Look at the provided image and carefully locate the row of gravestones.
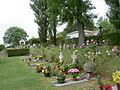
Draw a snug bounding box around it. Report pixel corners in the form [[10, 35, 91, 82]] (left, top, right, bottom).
[[59, 43, 76, 50]]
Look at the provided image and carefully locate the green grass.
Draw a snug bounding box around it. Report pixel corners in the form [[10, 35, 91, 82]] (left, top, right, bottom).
[[0, 57, 99, 90]]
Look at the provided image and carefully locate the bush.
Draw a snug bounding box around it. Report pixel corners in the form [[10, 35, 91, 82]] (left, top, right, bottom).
[[0, 45, 4, 51], [7, 48, 29, 57]]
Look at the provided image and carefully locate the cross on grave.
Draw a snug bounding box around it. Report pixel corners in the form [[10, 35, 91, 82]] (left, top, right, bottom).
[[71, 51, 77, 64], [59, 52, 63, 62]]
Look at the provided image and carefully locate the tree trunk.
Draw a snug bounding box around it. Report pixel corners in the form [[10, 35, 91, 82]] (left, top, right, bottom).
[[77, 22, 85, 47], [53, 19, 57, 45]]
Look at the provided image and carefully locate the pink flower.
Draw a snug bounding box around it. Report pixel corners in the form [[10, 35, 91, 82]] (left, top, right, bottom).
[[96, 43, 98, 45], [80, 46, 82, 48], [102, 40, 106, 43], [112, 49, 116, 52], [86, 43, 89, 45], [91, 39, 94, 42], [82, 43, 85, 46], [68, 68, 80, 73]]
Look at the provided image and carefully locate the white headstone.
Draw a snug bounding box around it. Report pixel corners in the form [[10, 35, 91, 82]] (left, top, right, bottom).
[[63, 44, 66, 49], [73, 44, 75, 48], [71, 51, 77, 63], [59, 43, 62, 50], [59, 52, 63, 62]]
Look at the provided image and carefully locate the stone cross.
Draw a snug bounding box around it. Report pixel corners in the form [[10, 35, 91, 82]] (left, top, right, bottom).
[[71, 51, 77, 63], [59, 52, 63, 62]]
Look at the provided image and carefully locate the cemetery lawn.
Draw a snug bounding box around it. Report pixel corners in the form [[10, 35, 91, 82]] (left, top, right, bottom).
[[0, 57, 99, 90]]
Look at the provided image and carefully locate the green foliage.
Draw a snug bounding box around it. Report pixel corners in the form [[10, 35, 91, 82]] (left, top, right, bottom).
[[26, 38, 40, 45], [83, 61, 94, 72], [96, 17, 114, 34], [30, 0, 48, 44], [105, 0, 120, 31], [3, 26, 28, 46], [0, 45, 4, 51], [7, 48, 29, 57], [56, 72, 66, 80], [46, 0, 96, 46]]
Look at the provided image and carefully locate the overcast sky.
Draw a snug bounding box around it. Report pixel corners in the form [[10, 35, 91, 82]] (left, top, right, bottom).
[[0, 0, 108, 44]]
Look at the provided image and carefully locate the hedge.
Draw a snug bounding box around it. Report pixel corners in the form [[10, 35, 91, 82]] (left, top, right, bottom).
[[7, 48, 29, 57], [0, 45, 4, 51]]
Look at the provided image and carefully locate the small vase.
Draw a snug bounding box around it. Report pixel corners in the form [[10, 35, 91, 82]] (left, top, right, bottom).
[[116, 83, 120, 90], [72, 77, 78, 81]]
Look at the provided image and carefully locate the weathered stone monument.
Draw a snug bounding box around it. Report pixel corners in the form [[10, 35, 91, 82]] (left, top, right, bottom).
[[59, 52, 63, 62], [71, 51, 77, 63]]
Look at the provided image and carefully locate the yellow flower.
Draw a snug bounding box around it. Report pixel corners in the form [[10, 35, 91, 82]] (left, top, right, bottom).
[[112, 70, 120, 84]]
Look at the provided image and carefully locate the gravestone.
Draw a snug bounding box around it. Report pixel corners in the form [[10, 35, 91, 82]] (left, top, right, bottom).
[[59, 52, 63, 62], [4, 47, 8, 57], [71, 51, 77, 63], [73, 44, 75, 48], [59, 43, 62, 50], [63, 44, 66, 49]]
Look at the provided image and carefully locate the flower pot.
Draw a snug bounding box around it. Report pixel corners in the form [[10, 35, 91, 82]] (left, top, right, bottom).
[[116, 83, 120, 90], [57, 79, 65, 84], [72, 77, 78, 81], [87, 72, 94, 78], [44, 73, 50, 77], [62, 71, 67, 74]]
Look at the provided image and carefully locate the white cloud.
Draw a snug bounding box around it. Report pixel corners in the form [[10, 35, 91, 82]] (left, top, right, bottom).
[[0, 0, 108, 44]]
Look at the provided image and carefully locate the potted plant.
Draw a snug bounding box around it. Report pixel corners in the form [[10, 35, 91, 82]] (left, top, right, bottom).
[[68, 68, 80, 81], [112, 70, 120, 90], [35, 66, 43, 73], [56, 72, 66, 84], [42, 65, 52, 77], [62, 64, 69, 74], [83, 62, 94, 78]]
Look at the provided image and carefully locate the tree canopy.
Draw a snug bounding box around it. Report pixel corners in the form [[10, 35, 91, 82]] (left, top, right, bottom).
[[105, 0, 120, 31], [3, 26, 28, 46], [46, 0, 95, 46]]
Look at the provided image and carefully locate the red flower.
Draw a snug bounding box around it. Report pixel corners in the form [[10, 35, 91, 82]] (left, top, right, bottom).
[[99, 84, 112, 90], [52, 67, 56, 70]]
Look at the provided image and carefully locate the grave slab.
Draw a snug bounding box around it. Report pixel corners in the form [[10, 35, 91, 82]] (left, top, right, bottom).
[[52, 77, 97, 86], [30, 63, 52, 66]]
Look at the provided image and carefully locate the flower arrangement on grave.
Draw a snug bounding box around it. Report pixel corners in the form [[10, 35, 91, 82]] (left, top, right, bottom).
[[112, 70, 120, 90], [35, 66, 43, 73], [42, 65, 52, 77], [51, 66, 57, 76], [56, 71, 66, 84], [62, 64, 70, 74], [83, 61, 94, 78], [68, 68, 80, 81]]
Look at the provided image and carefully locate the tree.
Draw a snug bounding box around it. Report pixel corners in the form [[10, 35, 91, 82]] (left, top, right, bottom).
[[96, 17, 114, 34], [46, 0, 95, 46], [26, 38, 40, 45], [3, 26, 28, 46], [104, 0, 120, 31], [30, 0, 48, 44]]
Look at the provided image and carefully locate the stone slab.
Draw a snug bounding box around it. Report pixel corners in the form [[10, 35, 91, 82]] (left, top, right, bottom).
[[30, 63, 52, 66], [112, 86, 118, 90], [52, 77, 97, 86]]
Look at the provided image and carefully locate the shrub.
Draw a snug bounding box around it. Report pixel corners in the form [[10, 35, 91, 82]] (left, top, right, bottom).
[[0, 45, 4, 51], [7, 48, 29, 57]]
